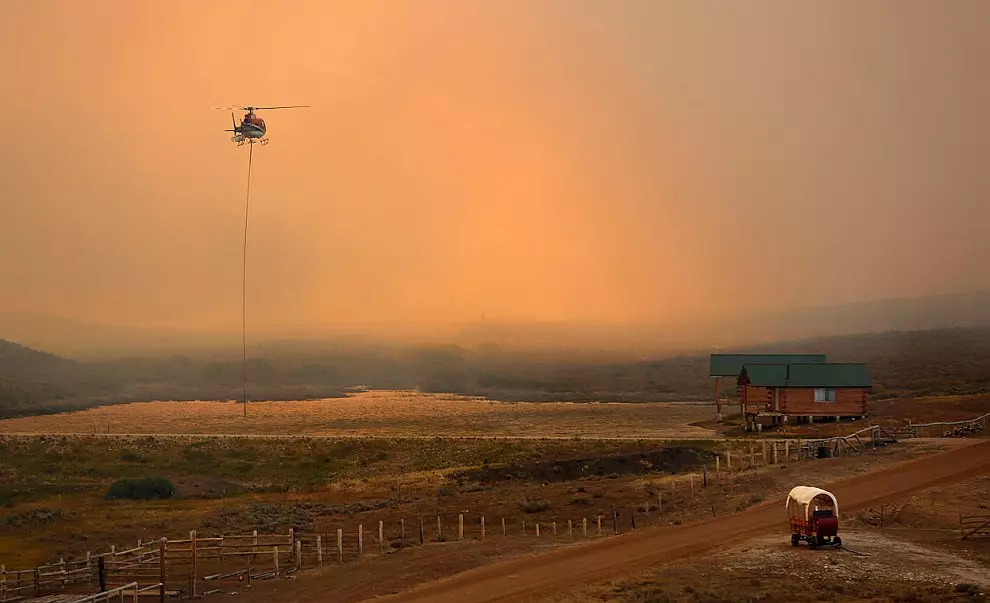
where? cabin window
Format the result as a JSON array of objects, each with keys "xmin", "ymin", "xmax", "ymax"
[{"xmin": 814, "ymin": 388, "xmax": 836, "ymax": 403}]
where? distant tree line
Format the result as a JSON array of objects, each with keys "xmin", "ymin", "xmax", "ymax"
[{"xmin": 2, "ymin": 326, "xmax": 990, "ymax": 418}]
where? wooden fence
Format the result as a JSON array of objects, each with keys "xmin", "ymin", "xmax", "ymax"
[
  {"xmin": 960, "ymin": 514, "xmax": 990, "ymax": 540},
  {"xmin": 898, "ymin": 413, "xmax": 990, "ymax": 439},
  {"xmin": 0, "ymin": 518, "xmax": 618, "ymax": 602},
  {"xmin": 715, "ymin": 425, "xmax": 897, "ymax": 470}
]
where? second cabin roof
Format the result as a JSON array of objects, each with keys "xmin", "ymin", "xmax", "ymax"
[{"xmin": 741, "ymin": 363, "xmax": 871, "ymax": 388}]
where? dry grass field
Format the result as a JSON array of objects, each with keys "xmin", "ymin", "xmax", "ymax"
[{"xmin": 0, "ymin": 390, "xmax": 717, "ymax": 439}]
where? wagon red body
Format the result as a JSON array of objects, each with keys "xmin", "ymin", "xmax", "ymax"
[{"xmin": 787, "ymin": 486, "xmax": 841, "ymax": 548}]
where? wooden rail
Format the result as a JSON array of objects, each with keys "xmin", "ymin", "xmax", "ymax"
[
  {"xmin": 67, "ymin": 581, "xmax": 164, "ymax": 603},
  {"xmin": 901, "ymin": 413, "xmax": 990, "ymax": 438},
  {"xmin": 960, "ymin": 514, "xmax": 990, "ymax": 540}
]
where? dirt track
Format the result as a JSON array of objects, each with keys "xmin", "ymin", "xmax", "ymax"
[{"xmin": 373, "ymin": 439, "xmax": 990, "ymax": 602}]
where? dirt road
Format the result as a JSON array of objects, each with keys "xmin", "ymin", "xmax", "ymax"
[{"xmin": 373, "ymin": 439, "xmax": 990, "ymax": 602}]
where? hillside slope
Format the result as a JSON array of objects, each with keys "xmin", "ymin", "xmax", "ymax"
[{"xmin": 1, "ymin": 327, "xmax": 989, "ymax": 418}]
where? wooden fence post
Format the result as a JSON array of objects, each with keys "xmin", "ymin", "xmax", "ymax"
[
  {"xmin": 785, "ymin": 440, "xmax": 790, "ymax": 462},
  {"xmin": 1, "ymin": 563, "xmax": 6, "ymax": 602},
  {"xmin": 458, "ymin": 514, "xmax": 464, "ymax": 541},
  {"xmin": 597, "ymin": 515, "xmax": 602, "ymax": 535},
  {"xmin": 568, "ymin": 519, "xmax": 573, "ymax": 538},
  {"xmin": 190, "ymin": 530, "xmax": 197, "ymax": 598},
  {"xmin": 379, "ymin": 520, "xmax": 385, "ymax": 555},
  {"xmin": 337, "ymin": 529, "xmax": 343, "ymax": 562},
  {"xmin": 582, "ymin": 517, "xmax": 588, "ymax": 536},
  {"xmin": 521, "ymin": 520, "xmax": 525, "ymax": 535},
  {"xmin": 273, "ymin": 547, "xmax": 279, "ymax": 579},
  {"xmin": 158, "ymin": 538, "xmax": 167, "ymax": 603},
  {"xmin": 295, "ymin": 540, "xmax": 302, "ymax": 571},
  {"xmin": 690, "ymin": 474, "xmax": 694, "ymax": 498},
  {"xmin": 552, "ymin": 521, "xmax": 557, "ymax": 537},
  {"xmin": 437, "ymin": 516, "xmax": 442, "ymax": 540},
  {"xmin": 502, "ymin": 517, "xmax": 506, "ymax": 537},
  {"xmin": 419, "ymin": 518, "xmax": 425, "ymax": 545},
  {"xmin": 536, "ymin": 522, "xmax": 540, "ymax": 537},
  {"xmin": 703, "ymin": 465, "xmax": 708, "ymax": 487},
  {"xmin": 359, "ymin": 524, "xmax": 364, "ymax": 556},
  {"xmin": 658, "ymin": 492, "xmax": 663, "ymax": 517},
  {"xmin": 317, "ymin": 535, "xmax": 323, "ymax": 567},
  {"xmin": 611, "ymin": 505, "xmax": 618, "ymax": 535},
  {"xmin": 716, "ymin": 455, "xmax": 720, "ymax": 476},
  {"xmin": 400, "ymin": 519, "xmax": 406, "ymax": 546},
  {"xmin": 481, "ymin": 516, "xmax": 486, "ymax": 540},
  {"xmin": 726, "ymin": 450, "xmax": 732, "ymax": 471}
]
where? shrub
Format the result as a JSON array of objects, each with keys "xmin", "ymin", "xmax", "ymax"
[
  {"xmin": 518, "ymin": 498, "xmax": 552, "ymax": 513},
  {"xmin": 106, "ymin": 477, "xmax": 175, "ymax": 501}
]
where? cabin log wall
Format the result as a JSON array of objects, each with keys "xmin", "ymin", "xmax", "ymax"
[{"xmin": 780, "ymin": 388, "xmax": 868, "ymax": 416}]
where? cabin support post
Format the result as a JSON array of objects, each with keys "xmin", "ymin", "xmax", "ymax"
[{"xmin": 714, "ymin": 376, "xmax": 722, "ymax": 421}]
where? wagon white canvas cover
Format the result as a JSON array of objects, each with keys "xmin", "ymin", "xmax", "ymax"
[{"xmin": 786, "ymin": 486, "xmax": 839, "ymax": 521}]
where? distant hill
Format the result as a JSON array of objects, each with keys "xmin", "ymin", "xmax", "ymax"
[
  {"xmin": 1, "ymin": 325, "xmax": 989, "ymax": 419},
  {"xmin": 0, "ymin": 339, "xmax": 92, "ymax": 417}
]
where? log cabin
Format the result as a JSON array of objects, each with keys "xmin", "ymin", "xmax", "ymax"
[
  {"xmin": 737, "ymin": 362, "xmax": 871, "ymax": 431},
  {"xmin": 709, "ymin": 353, "xmax": 826, "ymax": 420}
]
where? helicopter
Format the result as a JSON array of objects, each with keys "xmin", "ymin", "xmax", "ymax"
[{"xmin": 218, "ymin": 105, "xmax": 309, "ymax": 146}]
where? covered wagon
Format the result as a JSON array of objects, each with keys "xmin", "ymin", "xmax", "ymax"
[{"xmin": 786, "ymin": 486, "xmax": 840, "ymax": 548}]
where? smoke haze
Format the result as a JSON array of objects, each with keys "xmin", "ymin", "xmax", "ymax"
[{"xmin": 2, "ymin": 1, "xmax": 988, "ymax": 338}]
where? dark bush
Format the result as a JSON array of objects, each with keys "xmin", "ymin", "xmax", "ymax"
[
  {"xmin": 106, "ymin": 477, "xmax": 175, "ymax": 500},
  {"xmin": 518, "ymin": 498, "xmax": 552, "ymax": 513}
]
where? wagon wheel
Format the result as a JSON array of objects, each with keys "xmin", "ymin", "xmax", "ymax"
[
  {"xmin": 833, "ymin": 536, "xmax": 842, "ymax": 547},
  {"xmin": 791, "ymin": 533, "xmax": 800, "ymax": 547},
  {"xmin": 808, "ymin": 536, "xmax": 818, "ymax": 550}
]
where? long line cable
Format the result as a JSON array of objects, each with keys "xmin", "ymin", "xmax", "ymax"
[{"xmin": 241, "ymin": 142, "xmax": 254, "ymax": 418}]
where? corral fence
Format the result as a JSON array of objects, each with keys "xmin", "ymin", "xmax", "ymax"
[
  {"xmin": 795, "ymin": 425, "xmax": 898, "ymax": 460},
  {"xmin": 960, "ymin": 514, "xmax": 990, "ymax": 540},
  {"xmin": 1, "ymin": 518, "xmax": 625, "ymax": 602},
  {"xmin": 897, "ymin": 413, "xmax": 990, "ymax": 439},
  {"xmin": 716, "ymin": 425, "xmax": 897, "ymax": 469}
]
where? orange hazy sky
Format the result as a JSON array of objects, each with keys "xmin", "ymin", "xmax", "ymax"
[{"xmin": 1, "ymin": 0, "xmax": 988, "ymax": 330}]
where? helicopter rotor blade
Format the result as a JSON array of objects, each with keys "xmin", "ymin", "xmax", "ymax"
[{"xmin": 250, "ymin": 105, "xmax": 311, "ymax": 110}]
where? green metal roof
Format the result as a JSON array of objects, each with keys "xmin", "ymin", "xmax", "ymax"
[
  {"xmin": 740, "ymin": 362, "xmax": 871, "ymax": 388},
  {"xmin": 740, "ymin": 364, "xmax": 789, "ymax": 386},
  {"xmin": 786, "ymin": 363, "xmax": 871, "ymax": 388},
  {"xmin": 709, "ymin": 354, "xmax": 826, "ymax": 377}
]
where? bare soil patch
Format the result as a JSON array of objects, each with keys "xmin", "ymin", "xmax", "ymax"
[{"xmin": 567, "ymin": 530, "xmax": 989, "ymax": 602}]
